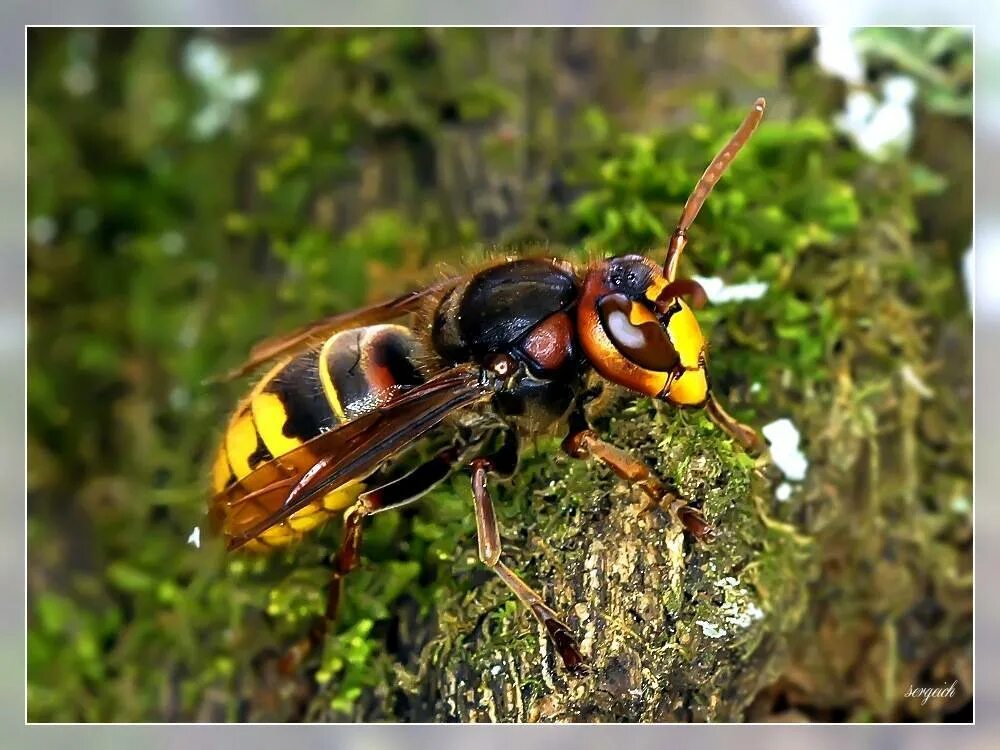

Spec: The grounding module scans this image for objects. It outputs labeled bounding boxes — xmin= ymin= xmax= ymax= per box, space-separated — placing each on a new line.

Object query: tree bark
xmin=370 ymin=397 xmax=815 ymax=722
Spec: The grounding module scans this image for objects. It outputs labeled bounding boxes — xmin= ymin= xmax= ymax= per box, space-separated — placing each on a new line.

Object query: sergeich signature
xmin=904 ymin=681 xmax=958 ymax=705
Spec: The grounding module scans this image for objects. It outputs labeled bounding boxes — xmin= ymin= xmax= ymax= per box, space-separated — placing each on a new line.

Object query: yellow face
xmin=578 ymin=256 xmax=709 ymax=407
xmin=661 ymin=301 xmax=709 ymax=406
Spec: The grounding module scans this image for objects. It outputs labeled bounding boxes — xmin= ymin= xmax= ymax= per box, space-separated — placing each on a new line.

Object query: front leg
xmin=704 ymin=392 xmax=764 ymax=456
xmin=561 ymin=415 xmax=716 ymax=543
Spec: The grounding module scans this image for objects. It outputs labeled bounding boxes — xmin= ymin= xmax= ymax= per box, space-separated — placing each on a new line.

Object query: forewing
xmin=223 ymin=277 xmax=460 ymax=381
xmin=214 ymin=364 xmax=493 ymax=550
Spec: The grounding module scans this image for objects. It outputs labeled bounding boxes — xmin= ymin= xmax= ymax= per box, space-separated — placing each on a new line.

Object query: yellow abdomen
xmin=211 ymin=324 xmax=426 ymax=551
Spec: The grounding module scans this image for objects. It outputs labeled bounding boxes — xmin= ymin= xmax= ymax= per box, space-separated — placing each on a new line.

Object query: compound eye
xmin=597 ymin=293 xmax=680 ymax=372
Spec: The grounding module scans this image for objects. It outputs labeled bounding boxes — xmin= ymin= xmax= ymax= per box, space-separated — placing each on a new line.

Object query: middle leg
xmin=469 ymin=440 xmax=585 ymax=673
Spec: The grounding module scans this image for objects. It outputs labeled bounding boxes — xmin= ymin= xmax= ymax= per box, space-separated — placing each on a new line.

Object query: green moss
xmin=852 ymin=28 xmax=972 ymax=117
xmin=373 ymin=400 xmax=815 ymax=722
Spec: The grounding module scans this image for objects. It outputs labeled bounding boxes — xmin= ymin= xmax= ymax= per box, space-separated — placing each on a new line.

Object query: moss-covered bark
xmin=388 ymin=402 xmax=813 ymax=722
xmin=28 ymin=28 xmax=971 ymax=722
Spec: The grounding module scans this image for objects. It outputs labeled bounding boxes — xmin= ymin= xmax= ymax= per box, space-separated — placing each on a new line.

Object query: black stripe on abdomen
xmin=263 ymin=348 xmax=338 ymax=441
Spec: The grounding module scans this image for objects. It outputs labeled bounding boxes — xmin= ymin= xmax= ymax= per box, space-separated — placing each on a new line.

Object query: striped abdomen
xmin=212 ymin=324 xmax=427 ymax=551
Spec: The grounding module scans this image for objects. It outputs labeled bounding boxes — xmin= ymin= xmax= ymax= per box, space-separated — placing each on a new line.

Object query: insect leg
xmin=562 ymin=413 xmax=716 ymax=543
xmin=279 ymin=445 xmax=461 ymax=674
xmin=704 ymin=392 xmax=764 ymax=455
xmin=470 ymin=453 xmax=586 ymax=673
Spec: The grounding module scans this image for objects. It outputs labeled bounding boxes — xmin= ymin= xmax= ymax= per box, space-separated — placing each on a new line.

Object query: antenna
xmin=663 ymin=97 xmax=766 ymax=282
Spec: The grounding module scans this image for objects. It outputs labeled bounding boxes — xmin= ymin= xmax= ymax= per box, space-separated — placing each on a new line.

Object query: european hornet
xmin=210 ymin=99 xmax=768 ymax=673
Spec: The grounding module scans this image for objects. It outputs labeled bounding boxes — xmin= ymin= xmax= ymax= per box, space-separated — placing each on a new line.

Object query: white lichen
xmin=836 ymin=76 xmax=917 ymax=159
xmin=816 ymin=27 xmax=864 ymax=85
xmin=183 ymin=38 xmax=261 ymax=139
xmin=696 ymin=620 xmax=727 ymax=639
xmin=761 ymin=419 xmax=809 ymax=481
xmin=692 ymin=275 xmax=768 ymax=304
xmin=713 ymin=576 xmax=766 ymax=631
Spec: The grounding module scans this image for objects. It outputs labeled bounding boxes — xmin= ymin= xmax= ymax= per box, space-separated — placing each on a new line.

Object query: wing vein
xmin=221 ymin=364 xmax=493 ymax=549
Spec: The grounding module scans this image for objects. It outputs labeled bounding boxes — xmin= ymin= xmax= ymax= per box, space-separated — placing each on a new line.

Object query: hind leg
xmin=279 ymin=446 xmax=460 ymax=673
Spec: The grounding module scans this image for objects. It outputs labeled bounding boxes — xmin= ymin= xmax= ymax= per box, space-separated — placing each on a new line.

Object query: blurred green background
xmin=27 ymin=28 xmax=972 ymax=722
